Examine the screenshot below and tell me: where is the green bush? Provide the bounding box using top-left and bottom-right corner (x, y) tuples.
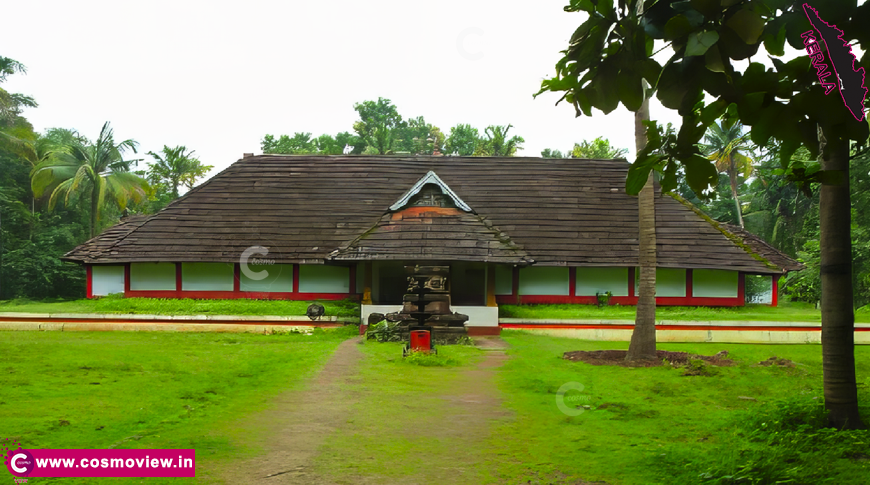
(366, 321), (403, 343)
(656, 397), (870, 484)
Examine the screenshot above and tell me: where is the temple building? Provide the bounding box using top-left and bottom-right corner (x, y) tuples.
(63, 155), (803, 334)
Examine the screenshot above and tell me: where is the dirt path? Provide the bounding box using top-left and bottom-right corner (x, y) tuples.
(216, 337), (510, 484)
(217, 336), (365, 484)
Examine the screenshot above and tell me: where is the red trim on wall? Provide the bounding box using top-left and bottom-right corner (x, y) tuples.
(686, 269), (693, 298)
(86, 266), (93, 299)
(349, 264), (357, 294)
(628, 267), (635, 297)
(495, 294), (744, 307)
(233, 264), (241, 292)
(467, 326), (501, 336)
(175, 263), (182, 295)
(293, 264), (300, 293)
(499, 323), (843, 332)
(124, 290), (356, 301)
(512, 266), (520, 303)
(772, 276), (779, 307)
(568, 267), (576, 297)
(738, 272), (745, 304)
(124, 264), (131, 293)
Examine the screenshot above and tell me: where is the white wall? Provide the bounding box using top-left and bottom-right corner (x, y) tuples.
(519, 267), (569, 296)
(693, 269), (739, 298)
(181, 263), (234, 291)
(130, 263), (176, 291)
(299, 265), (350, 293)
(92, 265), (125, 296)
(240, 264), (294, 292)
(576, 267), (629, 296)
(494, 265), (513, 295)
(360, 304), (498, 327)
(635, 268), (686, 297)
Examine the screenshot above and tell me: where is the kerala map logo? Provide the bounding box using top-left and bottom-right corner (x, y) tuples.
(3, 438), (34, 480)
(802, 3), (868, 122)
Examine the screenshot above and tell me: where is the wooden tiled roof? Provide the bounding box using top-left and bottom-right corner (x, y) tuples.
(328, 206), (533, 264)
(721, 224), (806, 273)
(63, 155), (797, 274)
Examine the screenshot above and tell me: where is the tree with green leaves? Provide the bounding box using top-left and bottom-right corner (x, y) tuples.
(537, 0), (868, 428)
(146, 145), (212, 199)
(353, 97), (403, 154)
(475, 125), (525, 156)
(0, 57), (37, 126)
(701, 121), (755, 227)
(31, 122), (149, 238)
(541, 148), (566, 158)
(261, 133), (318, 154)
(571, 136), (629, 159)
(446, 124), (482, 156)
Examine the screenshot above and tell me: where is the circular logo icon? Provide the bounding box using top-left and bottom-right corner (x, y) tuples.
(555, 381), (588, 417)
(5, 447), (35, 477)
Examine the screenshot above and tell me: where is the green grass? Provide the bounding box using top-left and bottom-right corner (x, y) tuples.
(501, 300), (870, 323)
(0, 294), (360, 318)
(311, 341), (493, 483)
(0, 326), (357, 484)
(487, 331), (870, 484)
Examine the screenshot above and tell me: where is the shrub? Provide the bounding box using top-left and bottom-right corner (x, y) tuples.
(366, 321), (404, 343)
(655, 397), (870, 484)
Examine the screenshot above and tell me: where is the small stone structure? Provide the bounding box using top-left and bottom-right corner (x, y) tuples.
(385, 265), (469, 342)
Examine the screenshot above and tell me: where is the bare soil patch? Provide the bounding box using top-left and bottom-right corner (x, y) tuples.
(756, 356), (797, 367)
(216, 337), (363, 484)
(563, 349), (735, 367)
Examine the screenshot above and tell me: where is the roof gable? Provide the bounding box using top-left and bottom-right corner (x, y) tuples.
(389, 171), (472, 212)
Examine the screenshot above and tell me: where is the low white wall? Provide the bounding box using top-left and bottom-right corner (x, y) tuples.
(576, 267), (629, 297)
(92, 266), (125, 296)
(519, 267), (569, 296)
(693, 269), (738, 298)
(181, 263), (234, 291)
(361, 304), (498, 327)
(130, 263), (176, 291)
(299, 265), (350, 293)
(240, 264), (294, 292)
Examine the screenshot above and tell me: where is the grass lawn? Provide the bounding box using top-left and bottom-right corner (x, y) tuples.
(501, 300), (870, 323)
(490, 331), (870, 484)
(311, 341), (495, 483)
(0, 295), (359, 319)
(0, 326), (357, 484)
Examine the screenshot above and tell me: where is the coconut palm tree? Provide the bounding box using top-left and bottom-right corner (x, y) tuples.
(31, 122), (149, 238)
(146, 145), (213, 199)
(626, 81), (657, 362)
(701, 121), (755, 227)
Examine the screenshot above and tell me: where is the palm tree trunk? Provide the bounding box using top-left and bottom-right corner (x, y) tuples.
(819, 133), (864, 429)
(729, 155), (744, 227)
(626, 90), (657, 361)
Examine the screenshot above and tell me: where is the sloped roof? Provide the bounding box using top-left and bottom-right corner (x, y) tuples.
(328, 205), (532, 264)
(720, 224), (806, 273)
(63, 155), (797, 274)
(66, 215), (150, 263)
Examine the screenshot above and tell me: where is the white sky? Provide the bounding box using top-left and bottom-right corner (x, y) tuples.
(0, 0), (828, 185)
